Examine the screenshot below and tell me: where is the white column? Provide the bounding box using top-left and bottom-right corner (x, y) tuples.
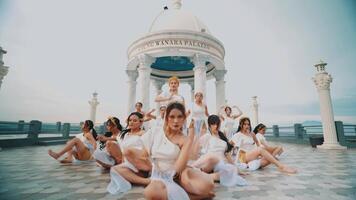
(126, 69), (138, 115)
(137, 54), (155, 112)
(312, 61), (346, 150)
(153, 79), (164, 114)
(191, 54), (208, 99)
(188, 81), (195, 102)
(214, 70), (226, 113)
(251, 96), (259, 127)
(88, 92), (99, 124)
(0, 47), (9, 90)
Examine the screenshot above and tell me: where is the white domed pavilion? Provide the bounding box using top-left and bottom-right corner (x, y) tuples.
(126, 0), (226, 113)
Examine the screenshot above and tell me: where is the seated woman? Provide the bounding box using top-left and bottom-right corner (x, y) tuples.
(48, 120), (97, 163)
(142, 102), (215, 200)
(191, 115), (247, 187)
(107, 112), (152, 194)
(253, 123), (283, 158)
(93, 117), (123, 168)
(231, 117), (297, 173)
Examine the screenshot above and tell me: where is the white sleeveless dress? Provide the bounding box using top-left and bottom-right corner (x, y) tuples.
(107, 132), (145, 194)
(191, 103), (206, 137)
(142, 127), (189, 200)
(197, 132), (247, 186)
(231, 132), (261, 171)
(75, 133), (95, 153)
(159, 91), (185, 107)
(222, 117), (236, 140)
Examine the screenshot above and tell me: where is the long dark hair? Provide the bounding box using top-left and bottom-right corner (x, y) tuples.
(84, 120), (98, 140)
(207, 115), (233, 153)
(253, 123), (266, 134)
(120, 112), (144, 140)
(237, 117), (251, 133)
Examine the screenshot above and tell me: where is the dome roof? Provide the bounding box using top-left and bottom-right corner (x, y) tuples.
(149, 4), (210, 34)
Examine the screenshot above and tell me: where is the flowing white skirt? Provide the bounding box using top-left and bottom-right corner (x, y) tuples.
(150, 165), (189, 200)
(106, 161), (139, 194)
(214, 161), (248, 187)
(93, 148), (116, 166)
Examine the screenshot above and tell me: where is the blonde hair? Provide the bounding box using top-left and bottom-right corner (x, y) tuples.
(195, 92), (203, 98)
(168, 76), (180, 84)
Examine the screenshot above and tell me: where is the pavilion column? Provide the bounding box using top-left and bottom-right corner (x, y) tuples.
(214, 69), (226, 114)
(0, 47), (9, 91)
(153, 79), (164, 114)
(88, 92), (99, 124)
(137, 54), (155, 112)
(312, 61), (346, 150)
(191, 54), (208, 100)
(188, 81), (195, 102)
(126, 69), (138, 115)
(251, 96), (259, 128)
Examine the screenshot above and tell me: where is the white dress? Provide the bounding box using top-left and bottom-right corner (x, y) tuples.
(222, 116), (236, 140)
(197, 133), (247, 186)
(159, 91), (185, 107)
(256, 133), (267, 147)
(141, 127), (189, 200)
(191, 103), (206, 137)
(75, 133), (95, 153)
(107, 132), (145, 194)
(231, 132), (261, 171)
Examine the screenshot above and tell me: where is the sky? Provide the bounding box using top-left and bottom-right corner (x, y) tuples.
(0, 0), (355, 126)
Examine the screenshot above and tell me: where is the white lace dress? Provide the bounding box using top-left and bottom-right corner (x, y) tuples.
(197, 133), (247, 186)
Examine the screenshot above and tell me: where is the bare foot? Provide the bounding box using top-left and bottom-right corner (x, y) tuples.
(48, 150), (60, 160)
(278, 165), (297, 174)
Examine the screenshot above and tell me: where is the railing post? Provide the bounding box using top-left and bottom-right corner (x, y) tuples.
(103, 122), (107, 133)
(27, 120), (42, 141)
(18, 120), (25, 131)
(62, 123), (71, 139)
(294, 123), (303, 139)
(335, 121), (346, 146)
(272, 125), (279, 137)
(56, 121), (61, 132)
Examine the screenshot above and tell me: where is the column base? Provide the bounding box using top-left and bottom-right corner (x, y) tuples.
(317, 143), (347, 150)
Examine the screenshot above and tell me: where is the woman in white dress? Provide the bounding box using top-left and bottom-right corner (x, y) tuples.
(143, 102), (215, 200)
(253, 123), (283, 158)
(93, 117), (123, 168)
(107, 112), (152, 194)
(191, 115), (247, 187)
(155, 76), (185, 107)
(48, 120), (97, 163)
(148, 105), (167, 128)
(231, 117), (296, 173)
(187, 92), (209, 137)
(219, 105), (243, 140)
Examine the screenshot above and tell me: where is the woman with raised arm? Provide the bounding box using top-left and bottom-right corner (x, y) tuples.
(219, 105), (243, 140)
(143, 102), (215, 200)
(253, 123), (283, 158)
(48, 120), (97, 163)
(231, 117), (296, 173)
(187, 92), (209, 138)
(107, 112), (152, 194)
(93, 117), (123, 169)
(155, 76), (185, 107)
(191, 115), (247, 187)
